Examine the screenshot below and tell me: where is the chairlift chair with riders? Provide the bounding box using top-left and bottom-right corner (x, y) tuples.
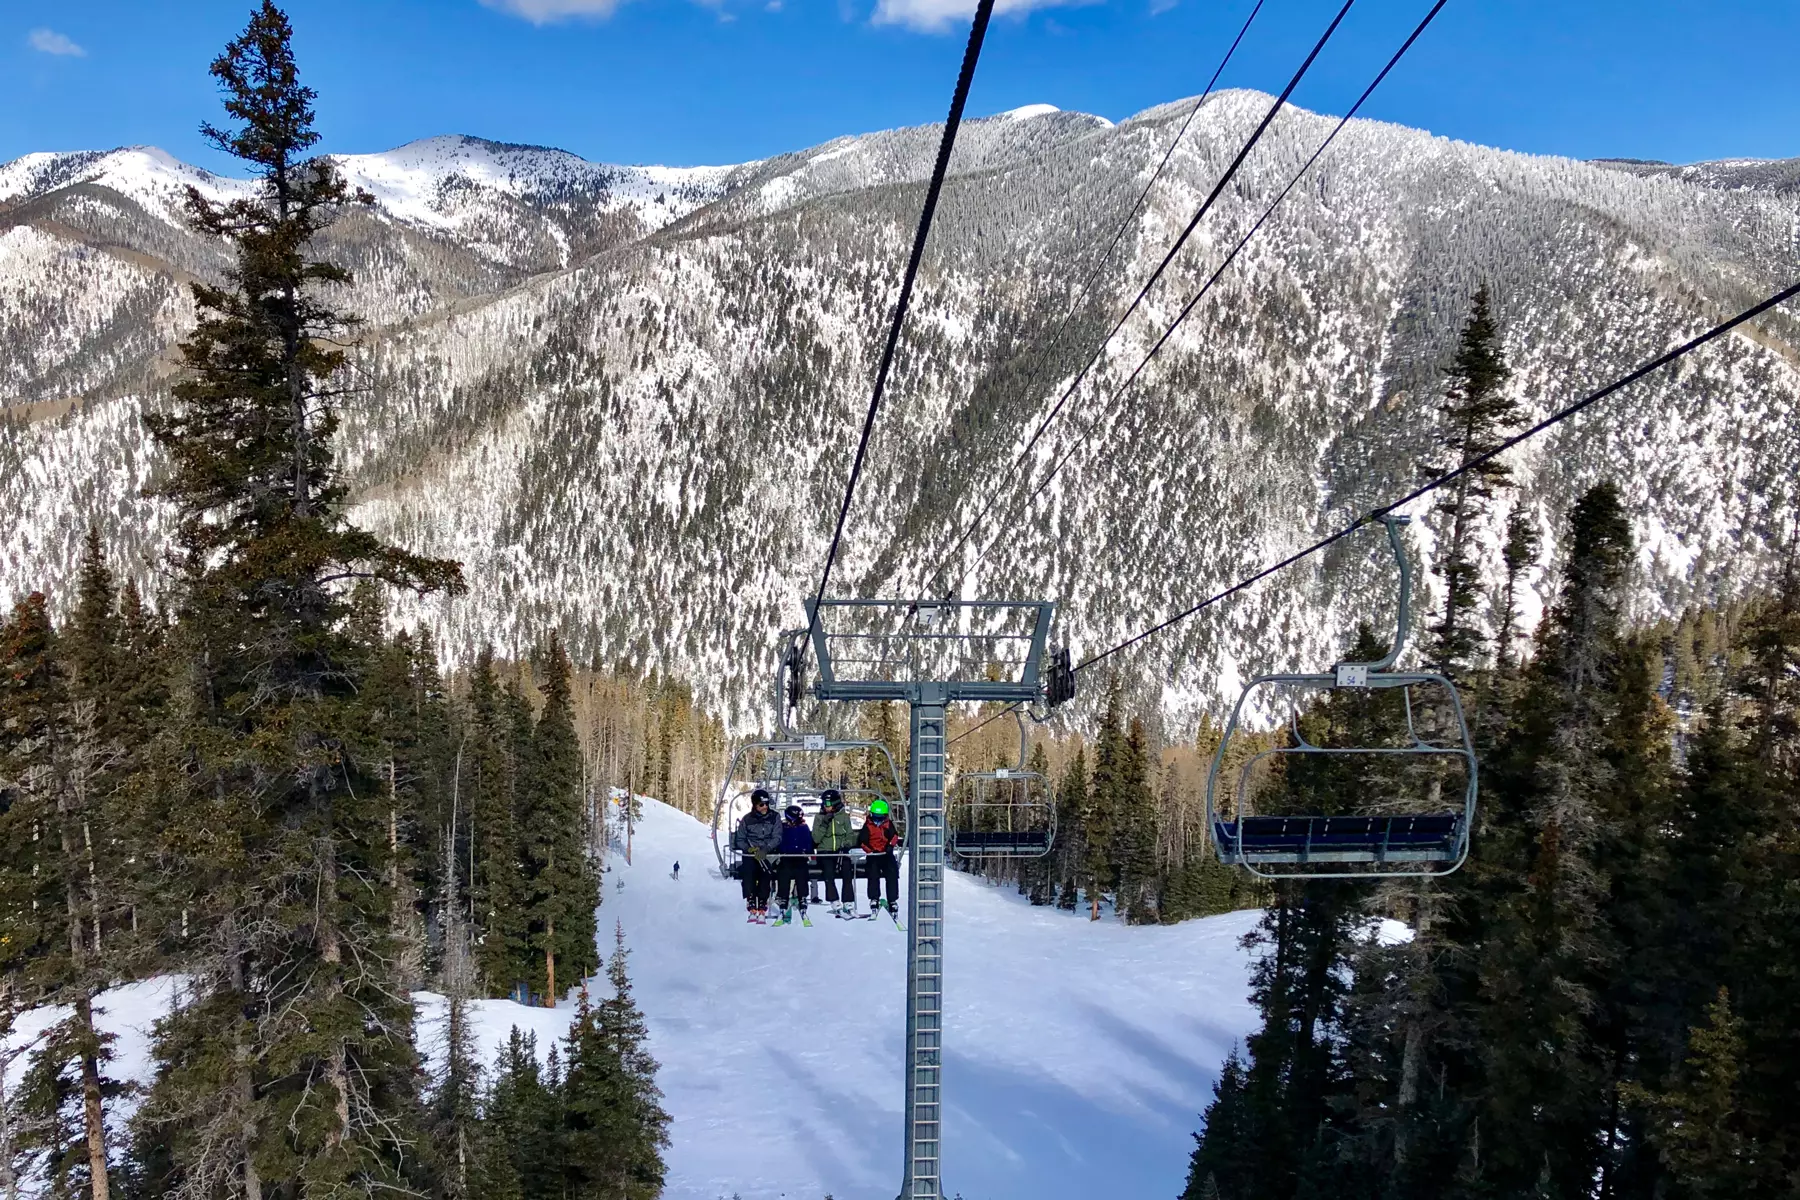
(948, 707), (1054, 859)
(710, 629), (909, 884)
(1204, 515), (1478, 878)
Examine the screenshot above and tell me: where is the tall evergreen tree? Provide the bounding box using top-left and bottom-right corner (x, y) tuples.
(483, 1029), (556, 1200)
(560, 926), (670, 1200)
(1429, 285), (1519, 676)
(469, 649), (527, 996)
(1466, 481), (1638, 1195)
(1052, 747), (1088, 912)
(521, 634), (600, 1005)
(1084, 690), (1126, 919)
(133, 5), (462, 1193)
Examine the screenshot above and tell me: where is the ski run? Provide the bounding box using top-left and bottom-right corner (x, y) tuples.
(7, 796), (1264, 1199)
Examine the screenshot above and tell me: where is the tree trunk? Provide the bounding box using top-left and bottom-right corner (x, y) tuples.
(59, 759), (110, 1200)
(230, 944), (262, 1200)
(1395, 888), (1434, 1167)
(544, 915), (557, 1008)
(74, 993), (111, 1200)
(319, 839), (352, 1150)
(1, 982), (20, 1200)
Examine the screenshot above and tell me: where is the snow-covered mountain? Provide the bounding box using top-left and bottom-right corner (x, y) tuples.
(5, 96), (1800, 727)
(4, 797), (1267, 1199)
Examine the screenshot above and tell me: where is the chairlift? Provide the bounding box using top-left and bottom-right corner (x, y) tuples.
(710, 630), (909, 882)
(949, 708), (1054, 859)
(707, 734), (909, 882)
(1204, 515), (1477, 878)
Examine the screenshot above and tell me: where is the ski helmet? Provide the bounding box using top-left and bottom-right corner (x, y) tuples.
(785, 805), (804, 821)
(820, 788), (843, 808)
(868, 798), (890, 817)
(751, 789), (772, 806)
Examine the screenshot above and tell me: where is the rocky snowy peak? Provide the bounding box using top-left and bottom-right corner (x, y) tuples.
(329, 134), (740, 246)
(0, 145), (252, 222)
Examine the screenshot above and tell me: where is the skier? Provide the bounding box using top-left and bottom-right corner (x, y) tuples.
(858, 797), (903, 918)
(773, 804), (816, 924)
(811, 789), (858, 917)
(671, 861), (680, 880)
(732, 789), (781, 921)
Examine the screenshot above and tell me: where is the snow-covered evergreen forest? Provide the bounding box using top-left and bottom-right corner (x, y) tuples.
(2, 1), (1799, 1198)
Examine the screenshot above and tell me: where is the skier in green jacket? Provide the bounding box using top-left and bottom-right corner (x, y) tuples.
(811, 789), (858, 918)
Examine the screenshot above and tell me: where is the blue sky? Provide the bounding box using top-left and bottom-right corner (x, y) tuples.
(3, 0), (1796, 171)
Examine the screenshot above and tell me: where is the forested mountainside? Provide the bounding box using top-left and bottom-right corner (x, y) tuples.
(5, 94), (1799, 726)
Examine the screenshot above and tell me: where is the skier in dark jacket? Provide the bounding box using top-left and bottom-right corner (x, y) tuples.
(774, 805), (816, 921)
(858, 798), (903, 916)
(732, 790), (782, 919)
(811, 789), (857, 917)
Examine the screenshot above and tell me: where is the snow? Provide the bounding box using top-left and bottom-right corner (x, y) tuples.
(993, 103), (1060, 121)
(452, 796), (1264, 1200)
(9, 798), (1265, 1200)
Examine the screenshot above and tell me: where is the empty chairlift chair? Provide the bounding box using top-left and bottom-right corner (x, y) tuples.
(1204, 516), (1478, 878)
(949, 710), (1054, 859)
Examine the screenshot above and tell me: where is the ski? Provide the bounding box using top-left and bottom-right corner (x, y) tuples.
(800, 912), (814, 928)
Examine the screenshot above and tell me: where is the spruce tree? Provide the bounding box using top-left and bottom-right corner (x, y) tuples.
(561, 926), (670, 1200)
(1428, 285), (1519, 676)
(469, 649), (527, 995)
(521, 635), (599, 1005)
(134, 4), (462, 1192)
(1467, 481), (1636, 1195)
(1052, 747), (1088, 911)
(484, 1029), (557, 1200)
(1084, 690), (1126, 919)
(1624, 988), (1752, 1200)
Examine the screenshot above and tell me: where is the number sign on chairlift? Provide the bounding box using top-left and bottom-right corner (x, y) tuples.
(1204, 515), (1478, 879)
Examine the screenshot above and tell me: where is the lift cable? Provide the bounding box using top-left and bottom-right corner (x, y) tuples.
(949, 276), (1800, 746)
(920, 0), (1357, 593)
(961, 0), (1451, 586)
(801, 0), (998, 664)
(911, 0), (1268, 587)
(1077, 277), (1800, 674)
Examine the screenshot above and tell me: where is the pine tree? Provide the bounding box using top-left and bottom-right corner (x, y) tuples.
(134, 5), (461, 1192)
(1623, 988), (1752, 1200)
(1494, 506), (1540, 672)
(521, 635), (599, 1006)
(1466, 481), (1637, 1195)
(561, 926), (670, 1200)
(469, 649), (527, 996)
(484, 1028), (557, 1200)
(1083, 690), (1126, 919)
(1428, 285), (1519, 676)
(1052, 747), (1088, 911)
(1115, 718), (1158, 923)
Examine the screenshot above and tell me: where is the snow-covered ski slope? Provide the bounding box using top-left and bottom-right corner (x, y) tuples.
(5, 797), (1263, 1200)
(490, 797), (1262, 1200)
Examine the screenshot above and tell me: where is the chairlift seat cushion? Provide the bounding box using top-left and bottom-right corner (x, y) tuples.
(1212, 813), (1461, 865)
(949, 830), (1053, 854)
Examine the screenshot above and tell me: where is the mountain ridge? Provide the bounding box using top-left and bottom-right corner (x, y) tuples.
(5, 92), (1799, 730)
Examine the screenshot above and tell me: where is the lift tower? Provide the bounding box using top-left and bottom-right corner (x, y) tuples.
(804, 598), (1059, 1200)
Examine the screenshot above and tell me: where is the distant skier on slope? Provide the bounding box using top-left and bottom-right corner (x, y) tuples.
(732, 789), (781, 920)
(811, 789), (858, 917)
(858, 798), (903, 917)
(774, 805), (816, 923)
(671, 861), (680, 880)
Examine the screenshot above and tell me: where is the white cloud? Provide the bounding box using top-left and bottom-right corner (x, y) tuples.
(478, 0), (628, 22)
(27, 28), (86, 56)
(872, 0), (1095, 32)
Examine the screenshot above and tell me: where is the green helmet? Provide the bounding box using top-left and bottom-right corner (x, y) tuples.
(868, 799), (890, 817)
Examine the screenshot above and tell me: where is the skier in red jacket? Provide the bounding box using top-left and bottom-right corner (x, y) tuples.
(858, 798), (903, 917)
